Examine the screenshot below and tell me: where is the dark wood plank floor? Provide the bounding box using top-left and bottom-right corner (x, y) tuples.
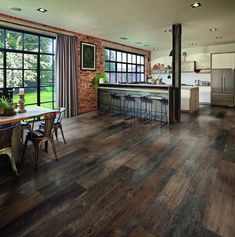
(0, 105), (234, 237)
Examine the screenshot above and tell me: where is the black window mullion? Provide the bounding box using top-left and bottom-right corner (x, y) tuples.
(104, 48), (145, 84)
(37, 36), (40, 106)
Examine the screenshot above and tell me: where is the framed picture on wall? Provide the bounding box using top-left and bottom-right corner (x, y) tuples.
(81, 42), (96, 70)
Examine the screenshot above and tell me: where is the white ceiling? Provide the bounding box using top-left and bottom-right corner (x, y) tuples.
(0, 0), (235, 51)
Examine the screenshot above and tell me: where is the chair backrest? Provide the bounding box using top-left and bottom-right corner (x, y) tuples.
(0, 125), (15, 149)
(43, 112), (57, 137)
(55, 107), (66, 124)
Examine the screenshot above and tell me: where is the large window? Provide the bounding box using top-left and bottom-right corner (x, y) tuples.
(105, 48), (145, 83)
(0, 27), (56, 108)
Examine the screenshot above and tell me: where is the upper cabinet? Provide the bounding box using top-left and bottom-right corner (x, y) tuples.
(212, 53), (235, 69)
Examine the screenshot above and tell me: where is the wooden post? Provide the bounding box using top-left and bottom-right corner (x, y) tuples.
(172, 24), (182, 121)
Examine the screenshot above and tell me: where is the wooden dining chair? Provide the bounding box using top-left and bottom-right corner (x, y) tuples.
(0, 125), (18, 175)
(39, 107), (66, 144)
(21, 112), (57, 170)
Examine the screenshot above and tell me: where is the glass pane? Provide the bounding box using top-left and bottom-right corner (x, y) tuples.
(24, 88), (37, 105)
(137, 56), (141, 64)
(141, 74), (145, 82)
(6, 30), (23, 50)
(40, 55), (53, 70)
(41, 102), (53, 109)
(122, 64), (126, 72)
(6, 52), (23, 69)
(137, 65), (141, 72)
(110, 50), (116, 61)
(117, 73), (122, 83)
(40, 86), (53, 102)
(141, 56), (145, 65)
(24, 54), (37, 69)
(0, 70), (3, 87)
(106, 73), (110, 81)
(117, 73), (127, 83)
(141, 66), (144, 73)
(117, 63), (122, 72)
(105, 49), (110, 60)
(0, 52), (3, 68)
(117, 52), (122, 62)
(132, 55), (136, 64)
(40, 70), (53, 86)
(122, 53), (127, 63)
(128, 54), (132, 63)
(109, 73), (116, 84)
(132, 65), (136, 72)
(24, 34), (39, 52)
(137, 74), (141, 82)
(132, 73), (137, 82)
(12, 88), (19, 103)
(122, 73), (127, 83)
(128, 64), (132, 72)
(110, 62), (116, 72)
(24, 70), (37, 87)
(105, 62), (109, 71)
(127, 74), (132, 83)
(40, 37), (53, 53)
(0, 29), (4, 48)
(6, 69), (23, 87)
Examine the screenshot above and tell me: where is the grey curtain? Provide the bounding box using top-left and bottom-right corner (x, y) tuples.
(56, 34), (78, 118)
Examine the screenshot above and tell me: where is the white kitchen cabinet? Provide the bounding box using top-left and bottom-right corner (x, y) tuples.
(212, 53), (235, 69)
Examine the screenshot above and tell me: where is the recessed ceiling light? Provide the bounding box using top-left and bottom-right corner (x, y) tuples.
(164, 29), (172, 33)
(135, 42), (142, 45)
(191, 2), (202, 8)
(189, 43), (198, 46)
(216, 36), (223, 39)
(120, 37), (128, 40)
(37, 8), (47, 13)
(153, 47), (159, 50)
(10, 7), (22, 11)
(210, 28), (217, 31)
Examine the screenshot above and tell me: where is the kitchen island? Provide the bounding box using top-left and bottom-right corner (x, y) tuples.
(181, 86), (199, 113)
(98, 84), (174, 124)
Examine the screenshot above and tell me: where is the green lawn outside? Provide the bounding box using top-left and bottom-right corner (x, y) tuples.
(13, 89), (54, 109)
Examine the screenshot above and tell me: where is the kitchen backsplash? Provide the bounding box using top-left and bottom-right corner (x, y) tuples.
(152, 72), (210, 86)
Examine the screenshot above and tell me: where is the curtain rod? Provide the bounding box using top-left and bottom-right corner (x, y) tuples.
(0, 18), (76, 37)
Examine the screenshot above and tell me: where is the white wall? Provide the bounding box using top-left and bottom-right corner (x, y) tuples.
(151, 43), (235, 85)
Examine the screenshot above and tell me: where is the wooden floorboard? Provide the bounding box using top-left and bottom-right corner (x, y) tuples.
(0, 106), (234, 237)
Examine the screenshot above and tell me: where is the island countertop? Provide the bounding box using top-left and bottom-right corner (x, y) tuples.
(99, 83), (198, 89)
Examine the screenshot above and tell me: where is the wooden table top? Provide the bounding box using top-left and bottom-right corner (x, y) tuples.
(0, 106), (57, 125)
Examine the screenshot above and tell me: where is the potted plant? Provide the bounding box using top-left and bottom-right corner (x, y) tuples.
(0, 96), (10, 115)
(92, 71), (109, 90)
(0, 96), (16, 116)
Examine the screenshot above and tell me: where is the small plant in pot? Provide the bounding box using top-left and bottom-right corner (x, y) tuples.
(0, 96), (16, 116)
(92, 71), (109, 90)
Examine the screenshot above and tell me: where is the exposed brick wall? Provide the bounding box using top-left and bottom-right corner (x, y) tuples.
(0, 13), (151, 114)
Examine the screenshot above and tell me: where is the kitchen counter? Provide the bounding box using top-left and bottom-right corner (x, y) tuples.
(181, 86), (199, 113)
(98, 84), (173, 123)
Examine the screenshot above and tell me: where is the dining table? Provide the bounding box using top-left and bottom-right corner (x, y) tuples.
(0, 106), (57, 163)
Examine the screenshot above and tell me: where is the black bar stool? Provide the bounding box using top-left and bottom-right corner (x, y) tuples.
(148, 96), (168, 123)
(140, 96), (152, 120)
(110, 93), (126, 115)
(99, 92), (110, 113)
(125, 95), (137, 117)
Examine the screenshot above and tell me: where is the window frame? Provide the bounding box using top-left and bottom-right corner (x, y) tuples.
(0, 26), (56, 108)
(104, 48), (145, 84)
